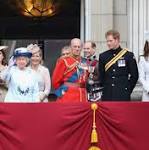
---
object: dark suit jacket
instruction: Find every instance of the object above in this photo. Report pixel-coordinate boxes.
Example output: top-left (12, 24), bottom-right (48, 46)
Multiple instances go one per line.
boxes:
top-left (98, 46), bottom-right (138, 101)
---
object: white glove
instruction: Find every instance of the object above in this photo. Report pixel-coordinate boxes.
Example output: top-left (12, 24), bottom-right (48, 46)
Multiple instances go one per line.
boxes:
top-left (39, 91), bottom-right (46, 102)
top-left (8, 56), bottom-right (16, 67)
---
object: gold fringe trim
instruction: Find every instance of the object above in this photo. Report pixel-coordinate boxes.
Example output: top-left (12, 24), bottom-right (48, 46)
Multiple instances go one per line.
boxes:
top-left (88, 146), bottom-right (101, 150)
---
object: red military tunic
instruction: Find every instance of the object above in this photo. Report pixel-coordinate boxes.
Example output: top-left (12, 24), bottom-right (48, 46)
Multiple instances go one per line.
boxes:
top-left (52, 55), bottom-right (88, 102)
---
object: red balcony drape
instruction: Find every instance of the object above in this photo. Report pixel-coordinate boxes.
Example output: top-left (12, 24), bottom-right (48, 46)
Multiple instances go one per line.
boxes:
top-left (0, 102), bottom-right (149, 150)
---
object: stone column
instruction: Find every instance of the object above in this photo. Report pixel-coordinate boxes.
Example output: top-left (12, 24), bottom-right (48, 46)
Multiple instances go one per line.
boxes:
top-left (113, 0), bottom-right (128, 48)
top-left (84, 0), bottom-right (92, 40)
top-left (85, 0), bottom-right (113, 55)
top-left (128, 0), bottom-right (149, 61)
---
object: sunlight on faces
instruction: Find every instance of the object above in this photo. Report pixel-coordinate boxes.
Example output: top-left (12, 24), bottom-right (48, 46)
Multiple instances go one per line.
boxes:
top-left (61, 46), bottom-right (71, 57)
top-left (106, 35), bottom-right (120, 49)
top-left (31, 51), bottom-right (42, 66)
top-left (83, 42), bottom-right (95, 58)
top-left (71, 39), bottom-right (82, 57)
top-left (61, 50), bottom-right (70, 56)
top-left (16, 56), bottom-right (29, 70)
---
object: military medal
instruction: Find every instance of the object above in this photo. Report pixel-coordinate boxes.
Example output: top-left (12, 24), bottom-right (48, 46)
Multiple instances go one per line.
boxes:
top-left (118, 59), bottom-right (126, 67)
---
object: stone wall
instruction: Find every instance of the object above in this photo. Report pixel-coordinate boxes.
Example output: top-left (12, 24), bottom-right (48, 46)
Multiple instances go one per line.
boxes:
top-left (85, 0), bottom-right (149, 62)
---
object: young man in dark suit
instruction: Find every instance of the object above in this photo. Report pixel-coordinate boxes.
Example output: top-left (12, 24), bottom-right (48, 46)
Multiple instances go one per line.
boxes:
top-left (98, 30), bottom-right (138, 101)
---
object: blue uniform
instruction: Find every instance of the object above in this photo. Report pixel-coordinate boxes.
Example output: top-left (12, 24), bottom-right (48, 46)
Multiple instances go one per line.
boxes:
top-left (98, 46), bottom-right (138, 101)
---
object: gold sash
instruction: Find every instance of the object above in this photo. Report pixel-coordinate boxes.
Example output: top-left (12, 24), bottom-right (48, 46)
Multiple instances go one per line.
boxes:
top-left (62, 58), bottom-right (79, 76)
top-left (105, 48), bottom-right (128, 72)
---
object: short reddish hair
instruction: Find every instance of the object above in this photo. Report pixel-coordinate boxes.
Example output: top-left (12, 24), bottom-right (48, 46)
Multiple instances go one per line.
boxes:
top-left (105, 29), bottom-right (120, 40)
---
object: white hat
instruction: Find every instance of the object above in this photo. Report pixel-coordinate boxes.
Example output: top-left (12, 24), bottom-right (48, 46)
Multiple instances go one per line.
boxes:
top-left (144, 31), bottom-right (149, 41)
top-left (0, 46), bottom-right (8, 51)
top-left (14, 47), bottom-right (32, 58)
top-left (27, 44), bottom-right (40, 54)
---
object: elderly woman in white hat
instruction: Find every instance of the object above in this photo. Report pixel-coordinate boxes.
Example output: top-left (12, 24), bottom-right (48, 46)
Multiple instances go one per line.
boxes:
top-left (0, 47), bottom-right (39, 102)
top-left (0, 46), bottom-right (8, 102)
top-left (27, 44), bottom-right (51, 102)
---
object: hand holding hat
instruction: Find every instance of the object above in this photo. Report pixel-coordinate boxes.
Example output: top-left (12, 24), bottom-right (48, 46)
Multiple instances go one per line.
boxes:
top-left (8, 56), bottom-right (16, 67)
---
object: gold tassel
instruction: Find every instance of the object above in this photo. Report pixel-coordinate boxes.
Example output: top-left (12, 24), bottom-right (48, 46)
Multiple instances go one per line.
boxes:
top-left (88, 103), bottom-right (102, 150)
top-left (91, 128), bottom-right (98, 143)
top-left (88, 146), bottom-right (101, 150)
top-left (91, 103), bottom-right (98, 143)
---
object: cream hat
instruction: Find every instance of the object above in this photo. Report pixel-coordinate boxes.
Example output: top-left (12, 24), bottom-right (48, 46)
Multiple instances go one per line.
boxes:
top-left (0, 46), bottom-right (8, 51)
top-left (27, 44), bottom-right (40, 54)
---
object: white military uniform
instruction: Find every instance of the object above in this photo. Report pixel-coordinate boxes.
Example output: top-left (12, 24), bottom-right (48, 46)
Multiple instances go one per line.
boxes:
top-left (138, 56), bottom-right (149, 101)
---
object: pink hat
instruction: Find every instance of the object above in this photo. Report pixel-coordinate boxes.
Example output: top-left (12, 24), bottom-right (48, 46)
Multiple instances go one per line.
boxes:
top-left (27, 44), bottom-right (40, 54)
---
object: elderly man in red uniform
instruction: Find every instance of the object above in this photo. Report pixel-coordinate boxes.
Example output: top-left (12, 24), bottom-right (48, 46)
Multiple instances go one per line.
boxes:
top-left (52, 38), bottom-right (88, 102)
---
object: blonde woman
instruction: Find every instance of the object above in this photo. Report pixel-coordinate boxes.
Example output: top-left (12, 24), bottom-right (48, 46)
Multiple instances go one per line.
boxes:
top-left (27, 44), bottom-right (51, 102)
